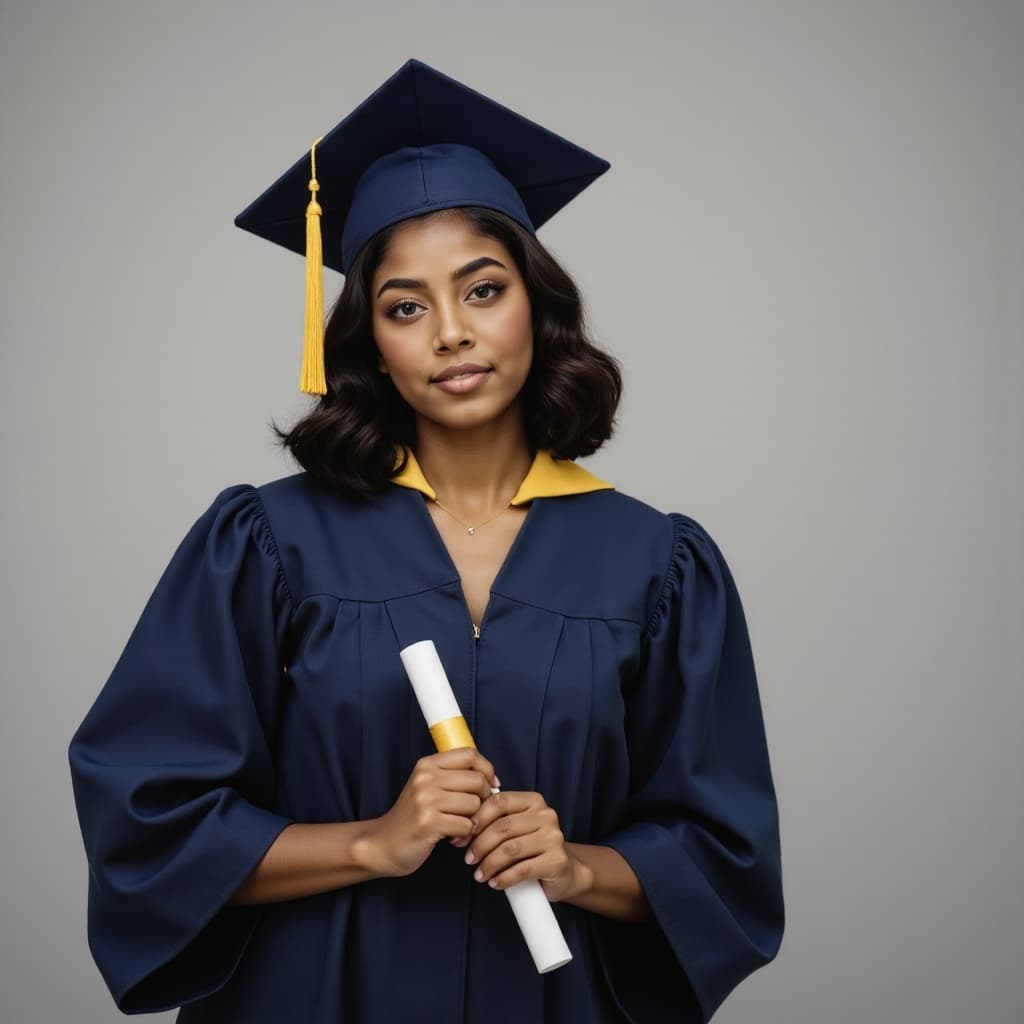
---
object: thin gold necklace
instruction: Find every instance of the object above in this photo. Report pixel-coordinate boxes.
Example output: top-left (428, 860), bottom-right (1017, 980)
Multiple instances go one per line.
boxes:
top-left (431, 494), bottom-right (514, 535)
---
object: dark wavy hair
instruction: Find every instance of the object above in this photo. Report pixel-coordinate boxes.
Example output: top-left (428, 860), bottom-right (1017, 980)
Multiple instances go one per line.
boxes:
top-left (273, 206), bottom-right (622, 501)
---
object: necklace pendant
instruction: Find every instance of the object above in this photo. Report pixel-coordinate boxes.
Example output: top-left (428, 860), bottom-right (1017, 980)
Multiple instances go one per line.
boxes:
top-left (467, 526), bottom-right (476, 535)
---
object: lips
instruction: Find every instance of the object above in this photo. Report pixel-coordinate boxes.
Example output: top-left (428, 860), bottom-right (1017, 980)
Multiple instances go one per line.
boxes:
top-left (431, 363), bottom-right (491, 382)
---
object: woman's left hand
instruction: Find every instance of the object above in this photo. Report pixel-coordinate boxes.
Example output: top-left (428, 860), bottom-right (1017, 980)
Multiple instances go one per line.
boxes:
top-left (460, 790), bottom-right (581, 901)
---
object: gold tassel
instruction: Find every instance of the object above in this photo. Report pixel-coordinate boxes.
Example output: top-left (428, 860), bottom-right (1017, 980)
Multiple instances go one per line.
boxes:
top-left (300, 137), bottom-right (327, 395)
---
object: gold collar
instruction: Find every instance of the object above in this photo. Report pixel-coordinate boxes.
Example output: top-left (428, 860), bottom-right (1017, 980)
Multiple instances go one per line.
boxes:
top-left (390, 446), bottom-right (614, 505)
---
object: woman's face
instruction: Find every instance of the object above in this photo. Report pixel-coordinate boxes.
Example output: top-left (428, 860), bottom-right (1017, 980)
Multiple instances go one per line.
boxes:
top-left (370, 212), bottom-right (533, 435)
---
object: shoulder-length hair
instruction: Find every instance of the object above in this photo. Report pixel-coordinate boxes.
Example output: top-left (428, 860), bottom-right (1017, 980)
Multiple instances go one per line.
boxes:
top-left (273, 206), bottom-right (622, 501)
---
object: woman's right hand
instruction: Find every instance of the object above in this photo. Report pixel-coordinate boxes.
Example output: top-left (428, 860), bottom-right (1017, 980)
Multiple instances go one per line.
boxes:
top-left (364, 748), bottom-right (498, 878)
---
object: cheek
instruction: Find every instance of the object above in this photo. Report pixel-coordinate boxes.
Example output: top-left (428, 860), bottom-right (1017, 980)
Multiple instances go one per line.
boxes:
top-left (374, 323), bottom-right (416, 372)
top-left (487, 298), bottom-right (533, 356)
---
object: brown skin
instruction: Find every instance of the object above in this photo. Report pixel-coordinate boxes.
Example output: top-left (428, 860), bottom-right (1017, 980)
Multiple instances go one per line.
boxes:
top-left (231, 748), bottom-right (496, 904)
top-left (232, 211), bottom-right (650, 922)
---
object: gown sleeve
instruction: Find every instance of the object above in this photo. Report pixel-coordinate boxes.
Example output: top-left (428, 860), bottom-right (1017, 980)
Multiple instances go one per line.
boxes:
top-left (67, 484), bottom-right (295, 1014)
top-left (593, 512), bottom-right (785, 1023)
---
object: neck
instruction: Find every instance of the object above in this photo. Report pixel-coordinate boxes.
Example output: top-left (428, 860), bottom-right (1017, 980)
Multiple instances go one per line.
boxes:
top-left (412, 408), bottom-right (533, 515)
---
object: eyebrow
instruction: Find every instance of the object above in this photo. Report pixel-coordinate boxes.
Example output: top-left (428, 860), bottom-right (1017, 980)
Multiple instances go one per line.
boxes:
top-left (376, 256), bottom-right (508, 299)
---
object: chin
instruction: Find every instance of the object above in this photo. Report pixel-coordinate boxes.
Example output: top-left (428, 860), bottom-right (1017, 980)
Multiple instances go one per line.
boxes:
top-left (432, 408), bottom-right (508, 431)
top-left (418, 393), bottom-right (526, 432)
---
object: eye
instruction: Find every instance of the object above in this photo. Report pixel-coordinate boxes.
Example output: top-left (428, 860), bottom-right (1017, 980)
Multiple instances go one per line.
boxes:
top-left (385, 299), bottom-right (425, 320)
top-left (384, 281), bottom-right (505, 320)
top-left (468, 280), bottom-right (505, 299)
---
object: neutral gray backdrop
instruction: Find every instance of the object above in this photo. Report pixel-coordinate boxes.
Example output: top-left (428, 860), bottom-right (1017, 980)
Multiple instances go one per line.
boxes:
top-left (2, 2), bottom-right (1021, 1022)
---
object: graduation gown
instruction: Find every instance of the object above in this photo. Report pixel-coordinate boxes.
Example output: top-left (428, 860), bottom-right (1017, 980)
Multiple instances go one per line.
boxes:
top-left (68, 448), bottom-right (784, 1022)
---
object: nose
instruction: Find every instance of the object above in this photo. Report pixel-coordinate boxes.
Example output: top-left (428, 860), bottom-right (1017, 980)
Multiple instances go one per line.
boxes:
top-left (434, 297), bottom-right (474, 352)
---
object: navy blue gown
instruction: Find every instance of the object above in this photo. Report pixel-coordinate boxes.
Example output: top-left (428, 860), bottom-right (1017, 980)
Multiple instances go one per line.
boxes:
top-left (68, 449), bottom-right (784, 1022)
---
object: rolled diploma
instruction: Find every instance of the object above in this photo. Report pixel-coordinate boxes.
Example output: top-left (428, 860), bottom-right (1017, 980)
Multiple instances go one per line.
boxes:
top-left (399, 639), bottom-right (573, 974)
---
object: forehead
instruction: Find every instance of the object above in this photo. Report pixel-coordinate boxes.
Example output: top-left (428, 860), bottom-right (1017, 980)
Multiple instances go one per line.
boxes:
top-left (374, 211), bottom-right (513, 277)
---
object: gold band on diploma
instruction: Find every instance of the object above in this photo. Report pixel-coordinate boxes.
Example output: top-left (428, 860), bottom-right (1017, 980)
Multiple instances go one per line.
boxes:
top-left (429, 716), bottom-right (476, 752)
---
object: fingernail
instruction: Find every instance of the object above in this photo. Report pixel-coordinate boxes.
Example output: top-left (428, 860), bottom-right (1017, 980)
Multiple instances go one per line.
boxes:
top-left (464, 850), bottom-right (476, 865)
top-left (493, 775), bottom-right (502, 788)
top-left (488, 878), bottom-right (498, 888)
top-left (474, 868), bottom-right (484, 882)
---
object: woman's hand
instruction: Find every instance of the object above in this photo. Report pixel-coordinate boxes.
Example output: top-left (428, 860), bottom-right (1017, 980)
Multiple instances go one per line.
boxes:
top-left (365, 748), bottom-right (498, 879)
top-left (462, 790), bottom-right (583, 902)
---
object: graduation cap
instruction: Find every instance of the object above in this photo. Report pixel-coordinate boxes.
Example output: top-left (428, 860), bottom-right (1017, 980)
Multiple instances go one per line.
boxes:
top-left (234, 58), bottom-right (610, 395)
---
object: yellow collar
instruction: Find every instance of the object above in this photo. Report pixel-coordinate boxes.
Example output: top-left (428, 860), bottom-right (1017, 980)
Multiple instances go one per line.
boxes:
top-left (390, 446), bottom-right (614, 505)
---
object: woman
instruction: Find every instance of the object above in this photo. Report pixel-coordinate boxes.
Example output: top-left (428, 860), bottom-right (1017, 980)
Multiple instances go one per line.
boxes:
top-left (68, 59), bottom-right (784, 1022)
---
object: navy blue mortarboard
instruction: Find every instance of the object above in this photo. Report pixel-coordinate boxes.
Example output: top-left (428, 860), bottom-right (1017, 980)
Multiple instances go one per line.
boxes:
top-left (234, 58), bottom-right (610, 394)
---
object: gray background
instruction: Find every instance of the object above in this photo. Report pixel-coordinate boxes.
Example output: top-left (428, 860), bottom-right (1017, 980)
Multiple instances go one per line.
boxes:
top-left (2, 1), bottom-right (1021, 1022)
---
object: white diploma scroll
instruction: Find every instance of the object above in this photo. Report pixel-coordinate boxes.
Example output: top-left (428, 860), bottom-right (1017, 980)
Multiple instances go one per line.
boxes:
top-left (398, 639), bottom-right (573, 974)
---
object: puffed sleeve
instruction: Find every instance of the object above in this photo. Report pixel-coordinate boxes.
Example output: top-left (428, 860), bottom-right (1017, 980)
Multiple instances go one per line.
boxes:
top-left (67, 484), bottom-right (295, 1014)
top-left (594, 512), bottom-right (785, 1023)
